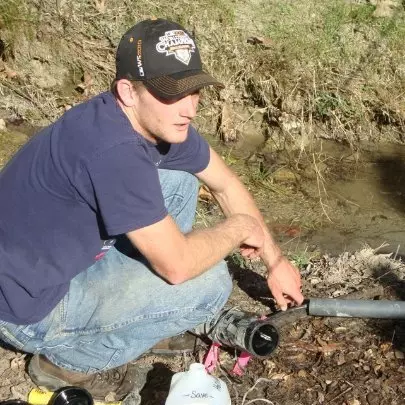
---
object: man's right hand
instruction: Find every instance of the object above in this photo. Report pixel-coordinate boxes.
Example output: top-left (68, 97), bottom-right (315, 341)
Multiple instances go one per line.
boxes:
top-left (237, 214), bottom-right (265, 259)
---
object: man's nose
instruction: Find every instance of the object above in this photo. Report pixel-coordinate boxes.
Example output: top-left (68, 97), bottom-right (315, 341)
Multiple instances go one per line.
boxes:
top-left (179, 94), bottom-right (198, 118)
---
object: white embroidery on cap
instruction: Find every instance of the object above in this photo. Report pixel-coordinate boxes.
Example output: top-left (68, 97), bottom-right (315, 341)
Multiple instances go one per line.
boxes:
top-left (156, 30), bottom-right (196, 65)
top-left (137, 40), bottom-right (145, 77)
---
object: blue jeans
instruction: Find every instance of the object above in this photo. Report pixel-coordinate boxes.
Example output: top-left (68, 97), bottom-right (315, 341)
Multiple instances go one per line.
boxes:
top-left (0, 170), bottom-right (232, 373)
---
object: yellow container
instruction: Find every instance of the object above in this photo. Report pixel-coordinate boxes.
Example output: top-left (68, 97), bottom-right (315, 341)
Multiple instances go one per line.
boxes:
top-left (28, 389), bottom-right (121, 405)
top-left (28, 389), bottom-right (52, 405)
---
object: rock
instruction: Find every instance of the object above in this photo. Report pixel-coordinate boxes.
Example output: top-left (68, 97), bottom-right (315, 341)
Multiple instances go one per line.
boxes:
top-left (219, 102), bottom-right (265, 149)
top-left (367, 392), bottom-right (380, 405)
top-left (394, 350), bottom-right (405, 359)
top-left (0, 119), bottom-right (6, 131)
top-left (272, 167), bottom-right (299, 183)
top-left (220, 102), bottom-right (238, 142)
top-left (337, 352), bottom-right (346, 366)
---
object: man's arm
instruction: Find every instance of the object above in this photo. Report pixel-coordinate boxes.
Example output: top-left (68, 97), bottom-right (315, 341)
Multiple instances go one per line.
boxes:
top-left (126, 212), bottom-right (263, 284)
top-left (196, 146), bottom-right (304, 309)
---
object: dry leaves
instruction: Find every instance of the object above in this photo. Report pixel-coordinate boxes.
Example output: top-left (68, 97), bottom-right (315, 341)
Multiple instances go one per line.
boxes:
top-left (198, 185), bottom-right (214, 202)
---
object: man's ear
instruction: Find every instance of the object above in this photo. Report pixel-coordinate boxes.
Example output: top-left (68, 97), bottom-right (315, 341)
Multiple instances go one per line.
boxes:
top-left (116, 79), bottom-right (138, 107)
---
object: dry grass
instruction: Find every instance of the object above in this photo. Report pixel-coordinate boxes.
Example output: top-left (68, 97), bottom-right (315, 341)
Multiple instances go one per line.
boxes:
top-left (303, 245), bottom-right (405, 298)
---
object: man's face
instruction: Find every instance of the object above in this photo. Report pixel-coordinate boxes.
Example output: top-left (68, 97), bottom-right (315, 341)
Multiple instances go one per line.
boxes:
top-left (132, 86), bottom-right (200, 144)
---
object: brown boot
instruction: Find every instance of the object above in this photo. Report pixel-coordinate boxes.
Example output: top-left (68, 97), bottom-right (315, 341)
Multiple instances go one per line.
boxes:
top-left (28, 355), bottom-right (136, 400)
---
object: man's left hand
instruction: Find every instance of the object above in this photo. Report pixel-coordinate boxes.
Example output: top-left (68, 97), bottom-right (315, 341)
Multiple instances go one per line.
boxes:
top-left (266, 256), bottom-right (304, 311)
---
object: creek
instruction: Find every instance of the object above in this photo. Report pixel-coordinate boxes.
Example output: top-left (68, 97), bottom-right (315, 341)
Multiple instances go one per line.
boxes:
top-left (210, 134), bottom-right (405, 258)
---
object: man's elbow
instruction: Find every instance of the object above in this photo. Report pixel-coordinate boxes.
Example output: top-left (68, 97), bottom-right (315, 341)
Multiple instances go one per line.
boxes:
top-left (154, 262), bottom-right (190, 285)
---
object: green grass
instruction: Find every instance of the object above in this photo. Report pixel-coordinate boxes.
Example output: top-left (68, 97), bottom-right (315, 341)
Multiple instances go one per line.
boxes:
top-left (234, 0), bottom-right (404, 145)
top-left (0, 0), bottom-right (38, 53)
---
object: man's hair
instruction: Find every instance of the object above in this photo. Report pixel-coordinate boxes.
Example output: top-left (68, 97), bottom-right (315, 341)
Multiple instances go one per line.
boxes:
top-left (110, 79), bottom-right (144, 99)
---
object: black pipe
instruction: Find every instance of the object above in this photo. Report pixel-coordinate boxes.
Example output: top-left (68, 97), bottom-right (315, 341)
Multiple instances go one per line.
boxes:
top-left (211, 309), bottom-right (279, 357)
top-left (309, 298), bottom-right (405, 319)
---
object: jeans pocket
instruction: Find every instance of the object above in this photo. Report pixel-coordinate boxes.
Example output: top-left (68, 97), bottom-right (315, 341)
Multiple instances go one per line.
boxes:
top-left (0, 321), bottom-right (32, 350)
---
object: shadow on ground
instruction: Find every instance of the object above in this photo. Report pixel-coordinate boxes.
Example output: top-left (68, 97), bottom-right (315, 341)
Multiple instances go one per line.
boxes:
top-left (139, 363), bottom-right (174, 405)
top-left (371, 267), bottom-right (405, 352)
top-left (227, 261), bottom-right (277, 311)
top-left (373, 155), bottom-right (405, 350)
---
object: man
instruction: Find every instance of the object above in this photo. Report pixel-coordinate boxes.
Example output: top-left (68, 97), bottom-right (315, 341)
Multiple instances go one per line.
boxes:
top-left (0, 18), bottom-right (303, 399)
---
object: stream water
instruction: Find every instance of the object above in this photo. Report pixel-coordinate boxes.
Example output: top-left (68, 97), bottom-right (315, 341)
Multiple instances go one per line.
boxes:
top-left (216, 135), bottom-right (405, 258)
top-left (270, 141), bottom-right (405, 257)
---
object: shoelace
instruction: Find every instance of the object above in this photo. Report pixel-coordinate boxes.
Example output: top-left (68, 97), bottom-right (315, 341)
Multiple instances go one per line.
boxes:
top-left (94, 367), bottom-right (126, 385)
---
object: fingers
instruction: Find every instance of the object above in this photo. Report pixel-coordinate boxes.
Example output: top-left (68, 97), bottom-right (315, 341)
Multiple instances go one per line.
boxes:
top-left (240, 247), bottom-right (255, 257)
top-left (273, 290), bottom-right (288, 311)
top-left (240, 245), bottom-right (263, 258)
top-left (268, 279), bottom-right (288, 311)
top-left (267, 264), bottom-right (305, 310)
top-left (287, 286), bottom-right (304, 305)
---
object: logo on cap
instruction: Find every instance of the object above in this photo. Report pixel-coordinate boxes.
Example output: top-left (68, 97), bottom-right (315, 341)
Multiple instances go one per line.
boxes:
top-left (156, 30), bottom-right (196, 65)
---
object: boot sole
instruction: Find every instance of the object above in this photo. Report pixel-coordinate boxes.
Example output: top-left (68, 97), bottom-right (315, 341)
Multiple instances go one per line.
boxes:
top-left (28, 355), bottom-right (68, 391)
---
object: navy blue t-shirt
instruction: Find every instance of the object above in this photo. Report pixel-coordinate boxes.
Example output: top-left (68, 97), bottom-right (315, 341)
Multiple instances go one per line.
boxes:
top-left (0, 92), bottom-right (210, 324)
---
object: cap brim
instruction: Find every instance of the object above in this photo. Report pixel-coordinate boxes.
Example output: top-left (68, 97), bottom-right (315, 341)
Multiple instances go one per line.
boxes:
top-left (144, 71), bottom-right (224, 100)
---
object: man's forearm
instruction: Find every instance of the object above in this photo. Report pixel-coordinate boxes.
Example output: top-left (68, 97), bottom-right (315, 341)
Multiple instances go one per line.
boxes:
top-left (178, 214), bottom-right (260, 282)
top-left (211, 174), bottom-right (282, 268)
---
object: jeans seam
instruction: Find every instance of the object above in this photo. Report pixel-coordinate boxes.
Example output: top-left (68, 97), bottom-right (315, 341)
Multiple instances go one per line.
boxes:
top-left (54, 306), bottom-right (199, 337)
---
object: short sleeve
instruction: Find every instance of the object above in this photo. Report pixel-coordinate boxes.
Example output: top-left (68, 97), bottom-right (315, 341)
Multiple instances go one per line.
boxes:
top-left (161, 126), bottom-right (210, 173)
top-left (83, 142), bottom-right (167, 235)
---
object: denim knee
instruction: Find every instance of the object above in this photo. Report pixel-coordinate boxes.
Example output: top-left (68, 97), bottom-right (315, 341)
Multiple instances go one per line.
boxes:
top-left (158, 169), bottom-right (199, 232)
top-left (189, 260), bottom-right (233, 319)
top-left (158, 169), bottom-right (199, 201)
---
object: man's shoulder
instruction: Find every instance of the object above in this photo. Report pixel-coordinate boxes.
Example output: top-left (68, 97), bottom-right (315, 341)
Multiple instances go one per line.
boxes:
top-left (57, 92), bottom-right (141, 156)
top-left (62, 92), bottom-right (122, 128)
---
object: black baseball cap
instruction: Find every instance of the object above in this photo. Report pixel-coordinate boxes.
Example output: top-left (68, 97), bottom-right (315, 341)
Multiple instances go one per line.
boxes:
top-left (115, 18), bottom-right (224, 100)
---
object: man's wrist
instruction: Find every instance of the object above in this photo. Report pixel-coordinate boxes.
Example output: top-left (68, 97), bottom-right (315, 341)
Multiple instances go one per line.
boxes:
top-left (262, 241), bottom-right (284, 273)
top-left (265, 254), bottom-right (284, 275)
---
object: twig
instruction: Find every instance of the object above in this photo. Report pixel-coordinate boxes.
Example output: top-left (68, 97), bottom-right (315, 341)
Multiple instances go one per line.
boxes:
top-left (217, 363), bottom-right (240, 405)
top-left (0, 80), bottom-right (53, 121)
top-left (245, 400), bottom-right (275, 405)
top-left (241, 378), bottom-right (275, 405)
top-left (393, 244), bottom-right (400, 261)
top-left (328, 381), bottom-right (353, 403)
top-left (312, 153), bottom-right (333, 222)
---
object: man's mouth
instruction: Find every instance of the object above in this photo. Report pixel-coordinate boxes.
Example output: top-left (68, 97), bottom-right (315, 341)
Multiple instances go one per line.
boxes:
top-left (175, 123), bottom-right (190, 130)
